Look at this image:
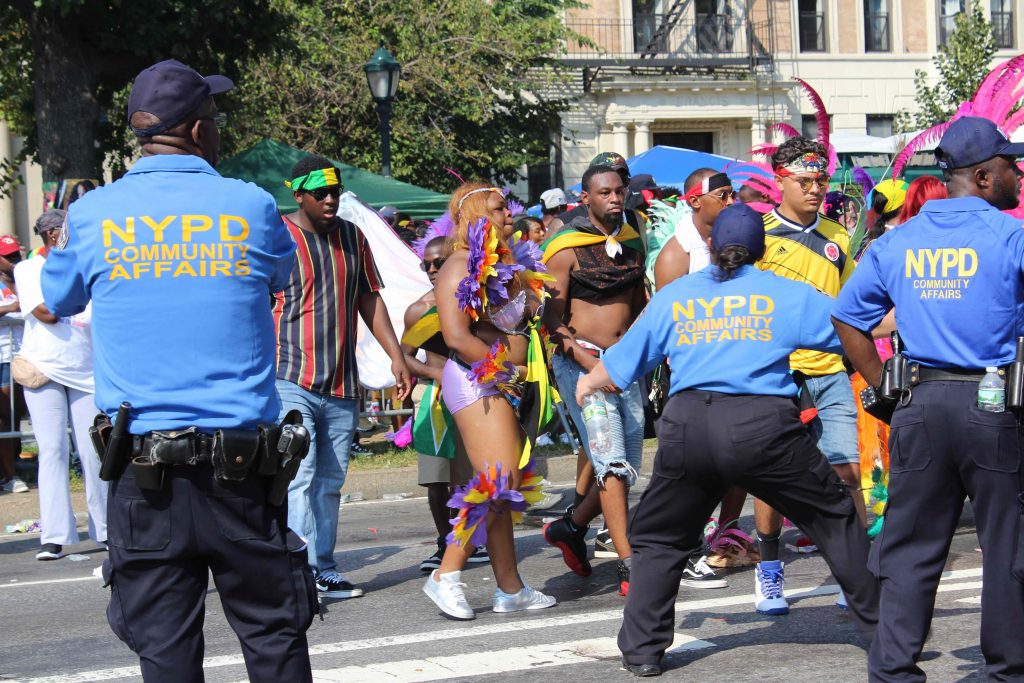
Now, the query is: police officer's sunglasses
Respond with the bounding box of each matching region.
[305,186,342,202]
[420,257,448,272]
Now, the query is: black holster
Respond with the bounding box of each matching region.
[268,410,310,506]
[95,402,132,482]
[211,430,261,481]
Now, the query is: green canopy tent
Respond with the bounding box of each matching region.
[218,139,450,219]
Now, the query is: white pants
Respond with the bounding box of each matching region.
[24,382,107,546]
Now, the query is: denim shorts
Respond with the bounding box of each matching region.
[551,353,644,486]
[803,371,860,466]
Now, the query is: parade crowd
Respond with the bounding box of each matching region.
[6,57,1024,682]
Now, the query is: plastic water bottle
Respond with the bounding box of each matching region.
[582,391,613,458]
[978,367,1006,413]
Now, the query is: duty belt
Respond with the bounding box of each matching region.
[133,428,214,465]
[908,365,1003,386]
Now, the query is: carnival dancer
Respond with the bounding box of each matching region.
[422,181,557,619]
[576,203,878,676]
[541,164,649,596]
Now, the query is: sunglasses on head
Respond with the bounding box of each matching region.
[420,257,447,272]
[305,186,341,202]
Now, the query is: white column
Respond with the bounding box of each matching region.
[611,123,630,157]
[633,121,652,156]
[0,122,15,237]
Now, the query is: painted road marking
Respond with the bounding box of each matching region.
[13,568,985,683]
[304,634,714,683]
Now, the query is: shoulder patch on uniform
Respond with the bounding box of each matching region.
[824,242,839,262]
[56,220,69,251]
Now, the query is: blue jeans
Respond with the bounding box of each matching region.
[276,379,358,572]
[804,371,860,466]
[552,354,644,486]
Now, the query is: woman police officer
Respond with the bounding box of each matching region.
[575,203,879,676]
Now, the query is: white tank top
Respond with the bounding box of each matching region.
[674,218,711,273]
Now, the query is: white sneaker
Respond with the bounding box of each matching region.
[754,560,789,615]
[492,583,557,613]
[2,477,28,493]
[423,570,475,620]
[836,590,848,610]
[535,433,554,446]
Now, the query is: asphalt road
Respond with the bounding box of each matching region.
[0,478,988,682]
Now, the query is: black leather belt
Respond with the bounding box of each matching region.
[909,365,999,385]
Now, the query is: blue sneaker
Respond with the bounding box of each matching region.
[754,560,789,615]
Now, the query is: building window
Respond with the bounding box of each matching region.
[801,115,833,141]
[864,0,891,52]
[866,115,894,138]
[695,0,734,52]
[937,0,965,46]
[798,0,827,52]
[652,131,715,154]
[991,0,1015,48]
[633,0,666,53]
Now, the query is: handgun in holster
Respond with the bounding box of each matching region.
[859,332,908,425]
[268,410,310,506]
[90,402,132,482]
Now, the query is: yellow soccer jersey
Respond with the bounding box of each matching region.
[757,209,855,376]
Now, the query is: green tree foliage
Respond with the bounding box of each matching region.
[896,1,997,132]
[1,0,578,196]
[227,0,577,193]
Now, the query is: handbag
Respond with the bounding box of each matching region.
[11,355,50,389]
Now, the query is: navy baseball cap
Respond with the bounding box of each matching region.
[127,59,233,136]
[934,116,1024,170]
[711,204,765,258]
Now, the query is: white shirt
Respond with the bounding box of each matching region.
[674,217,712,274]
[13,255,94,393]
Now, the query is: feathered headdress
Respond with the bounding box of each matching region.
[893,56,1024,179]
[750,78,838,175]
[412,211,456,258]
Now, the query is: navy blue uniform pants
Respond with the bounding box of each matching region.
[869,382,1024,682]
[619,391,879,665]
[105,464,316,682]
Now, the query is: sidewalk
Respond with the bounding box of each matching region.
[0,447,659,532]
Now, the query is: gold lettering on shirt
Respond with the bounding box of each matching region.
[905,248,976,300]
[671,295,775,345]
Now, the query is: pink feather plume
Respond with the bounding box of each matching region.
[893,123,951,179]
[973,55,1024,122]
[768,122,801,140]
[795,78,830,147]
[750,143,778,160]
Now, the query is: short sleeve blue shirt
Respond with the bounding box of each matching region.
[832,196,1024,369]
[41,155,296,434]
[603,265,842,396]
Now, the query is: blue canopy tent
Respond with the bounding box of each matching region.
[568,145,772,193]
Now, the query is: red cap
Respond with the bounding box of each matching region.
[0,235,21,256]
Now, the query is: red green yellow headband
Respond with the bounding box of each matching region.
[285,167,341,191]
[775,152,828,177]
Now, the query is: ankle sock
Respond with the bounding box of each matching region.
[757,531,781,562]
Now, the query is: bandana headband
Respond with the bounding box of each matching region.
[285,167,341,192]
[456,187,503,215]
[775,152,828,177]
[683,172,732,200]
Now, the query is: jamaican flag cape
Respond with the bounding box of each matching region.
[401,305,448,358]
[514,317,561,469]
[540,218,644,264]
[412,379,456,459]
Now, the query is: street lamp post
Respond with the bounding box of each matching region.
[363,45,401,178]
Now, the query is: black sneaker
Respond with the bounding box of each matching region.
[350,442,371,455]
[466,545,490,564]
[543,512,592,577]
[420,543,444,572]
[680,554,729,589]
[315,570,364,598]
[594,528,616,558]
[617,559,630,596]
[35,543,63,561]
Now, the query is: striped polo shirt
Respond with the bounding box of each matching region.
[758,209,855,376]
[273,216,383,398]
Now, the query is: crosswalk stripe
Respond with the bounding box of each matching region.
[12,569,986,683]
[305,634,715,683]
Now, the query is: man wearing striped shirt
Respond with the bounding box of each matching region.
[274,155,410,599]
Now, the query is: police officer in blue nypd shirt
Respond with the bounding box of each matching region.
[833,116,1024,682]
[40,60,315,682]
[575,203,879,677]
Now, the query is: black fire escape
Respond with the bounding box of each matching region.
[563,0,776,92]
